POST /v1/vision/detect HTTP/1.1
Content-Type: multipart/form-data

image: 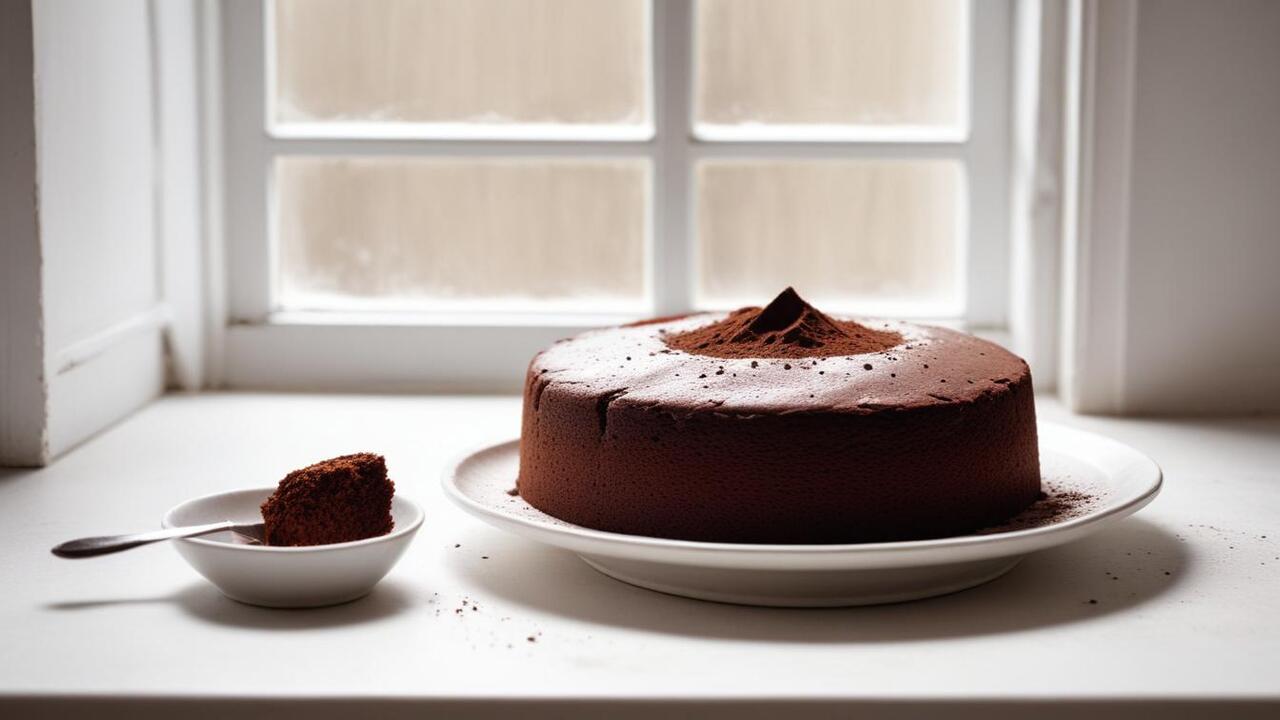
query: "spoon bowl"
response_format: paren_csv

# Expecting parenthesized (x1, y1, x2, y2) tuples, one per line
(163, 487, 423, 608)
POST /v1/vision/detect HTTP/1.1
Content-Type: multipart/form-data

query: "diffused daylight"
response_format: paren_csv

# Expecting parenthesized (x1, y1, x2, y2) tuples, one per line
(2, 1, 1279, 718)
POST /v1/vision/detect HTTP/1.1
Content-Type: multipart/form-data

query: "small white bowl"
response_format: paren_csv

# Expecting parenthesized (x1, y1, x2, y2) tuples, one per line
(162, 487, 423, 608)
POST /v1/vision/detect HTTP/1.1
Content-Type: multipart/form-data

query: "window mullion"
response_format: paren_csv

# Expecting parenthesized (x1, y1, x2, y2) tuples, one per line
(688, 141, 972, 161)
(262, 137, 655, 158)
(653, 0, 694, 316)
(223, 0, 272, 323)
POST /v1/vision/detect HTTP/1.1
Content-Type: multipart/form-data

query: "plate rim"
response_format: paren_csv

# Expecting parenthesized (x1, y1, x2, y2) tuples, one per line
(441, 421, 1162, 560)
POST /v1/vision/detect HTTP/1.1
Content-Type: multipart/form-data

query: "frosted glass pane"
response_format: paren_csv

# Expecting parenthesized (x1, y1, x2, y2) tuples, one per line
(696, 160, 962, 315)
(695, 0, 965, 134)
(276, 158, 648, 311)
(273, 0, 650, 129)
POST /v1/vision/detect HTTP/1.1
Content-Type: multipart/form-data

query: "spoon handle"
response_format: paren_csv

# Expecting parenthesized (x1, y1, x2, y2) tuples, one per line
(51, 521, 238, 558)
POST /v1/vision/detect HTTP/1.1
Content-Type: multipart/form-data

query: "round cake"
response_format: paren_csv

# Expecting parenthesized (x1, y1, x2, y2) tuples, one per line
(517, 288, 1040, 544)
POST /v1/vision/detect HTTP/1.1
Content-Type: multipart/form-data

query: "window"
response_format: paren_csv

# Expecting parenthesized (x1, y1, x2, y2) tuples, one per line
(221, 0, 1010, 389)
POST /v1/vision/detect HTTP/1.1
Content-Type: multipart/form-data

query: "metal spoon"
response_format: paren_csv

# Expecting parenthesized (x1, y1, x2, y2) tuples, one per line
(51, 522, 266, 558)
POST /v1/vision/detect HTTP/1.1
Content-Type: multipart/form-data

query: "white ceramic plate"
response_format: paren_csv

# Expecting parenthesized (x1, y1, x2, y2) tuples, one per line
(442, 422, 1162, 607)
(163, 488, 423, 608)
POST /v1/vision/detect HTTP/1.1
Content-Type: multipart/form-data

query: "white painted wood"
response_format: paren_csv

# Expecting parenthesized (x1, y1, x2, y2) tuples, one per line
(225, 319, 619, 393)
(1009, 0, 1068, 390)
(221, 0, 273, 323)
(198, 0, 228, 388)
(270, 121, 657, 142)
(48, 306, 170, 377)
(1058, 0, 1085, 410)
(0, 393, 1277, 716)
(154, 0, 206, 391)
(6, 0, 172, 462)
(694, 124, 969, 143)
(1060, 0, 1137, 414)
(34, 0, 162, 353)
(221, 311, 1005, 394)
(45, 329, 166, 459)
(0, 1, 47, 467)
(652, 0, 693, 316)
(960, 0, 1013, 328)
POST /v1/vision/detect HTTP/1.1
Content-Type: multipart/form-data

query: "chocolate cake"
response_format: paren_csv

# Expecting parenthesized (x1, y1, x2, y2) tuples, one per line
(260, 453, 395, 546)
(517, 288, 1040, 544)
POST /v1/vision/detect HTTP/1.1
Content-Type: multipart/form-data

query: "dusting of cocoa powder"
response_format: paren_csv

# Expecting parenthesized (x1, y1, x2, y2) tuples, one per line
(664, 287, 902, 359)
(977, 484, 1097, 534)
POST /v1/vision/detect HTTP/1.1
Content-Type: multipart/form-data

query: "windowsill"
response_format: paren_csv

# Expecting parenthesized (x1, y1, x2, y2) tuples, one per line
(220, 315, 1007, 394)
(3, 393, 1277, 717)
(257, 309, 651, 329)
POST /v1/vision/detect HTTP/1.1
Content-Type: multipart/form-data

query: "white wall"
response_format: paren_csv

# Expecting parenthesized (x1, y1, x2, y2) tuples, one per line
(1121, 0, 1280, 414)
(1063, 0, 1280, 415)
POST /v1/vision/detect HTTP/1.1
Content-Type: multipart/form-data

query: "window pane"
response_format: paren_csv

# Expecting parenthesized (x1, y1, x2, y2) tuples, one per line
(276, 158, 649, 311)
(273, 0, 650, 133)
(696, 160, 962, 315)
(695, 0, 966, 138)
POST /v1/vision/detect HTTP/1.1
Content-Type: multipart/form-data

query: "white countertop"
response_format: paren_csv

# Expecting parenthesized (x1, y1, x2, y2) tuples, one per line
(1, 393, 1277, 719)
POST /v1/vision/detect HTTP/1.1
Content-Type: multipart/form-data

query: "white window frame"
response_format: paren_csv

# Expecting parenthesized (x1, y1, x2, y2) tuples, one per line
(217, 0, 1011, 391)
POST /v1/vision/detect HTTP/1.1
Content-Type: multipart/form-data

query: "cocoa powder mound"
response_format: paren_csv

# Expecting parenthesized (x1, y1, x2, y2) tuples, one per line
(664, 287, 902, 359)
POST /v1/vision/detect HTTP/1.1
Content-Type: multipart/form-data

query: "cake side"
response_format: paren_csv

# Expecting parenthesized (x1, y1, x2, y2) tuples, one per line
(261, 453, 395, 546)
(516, 290, 1040, 544)
(520, 369, 1038, 543)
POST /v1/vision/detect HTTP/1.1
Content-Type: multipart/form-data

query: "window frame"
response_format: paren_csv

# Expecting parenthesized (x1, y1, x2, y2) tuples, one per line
(218, 0, 1011, 391)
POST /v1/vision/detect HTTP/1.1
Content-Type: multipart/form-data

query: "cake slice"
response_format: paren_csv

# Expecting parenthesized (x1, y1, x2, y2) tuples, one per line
(260, 453, 395, 546)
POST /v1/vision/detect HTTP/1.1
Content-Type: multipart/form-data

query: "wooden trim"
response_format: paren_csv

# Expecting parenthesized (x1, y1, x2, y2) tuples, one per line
(0, 0, 47, 466)
(1060, 0, 1139, 414)
(1009, 0, 1068, 391)
(49, 306, 171, 377)
(199, 0, 228, 388)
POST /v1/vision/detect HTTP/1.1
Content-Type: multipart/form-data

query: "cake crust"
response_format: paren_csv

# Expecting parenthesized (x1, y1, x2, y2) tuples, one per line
(517, 290, 1040, 544)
